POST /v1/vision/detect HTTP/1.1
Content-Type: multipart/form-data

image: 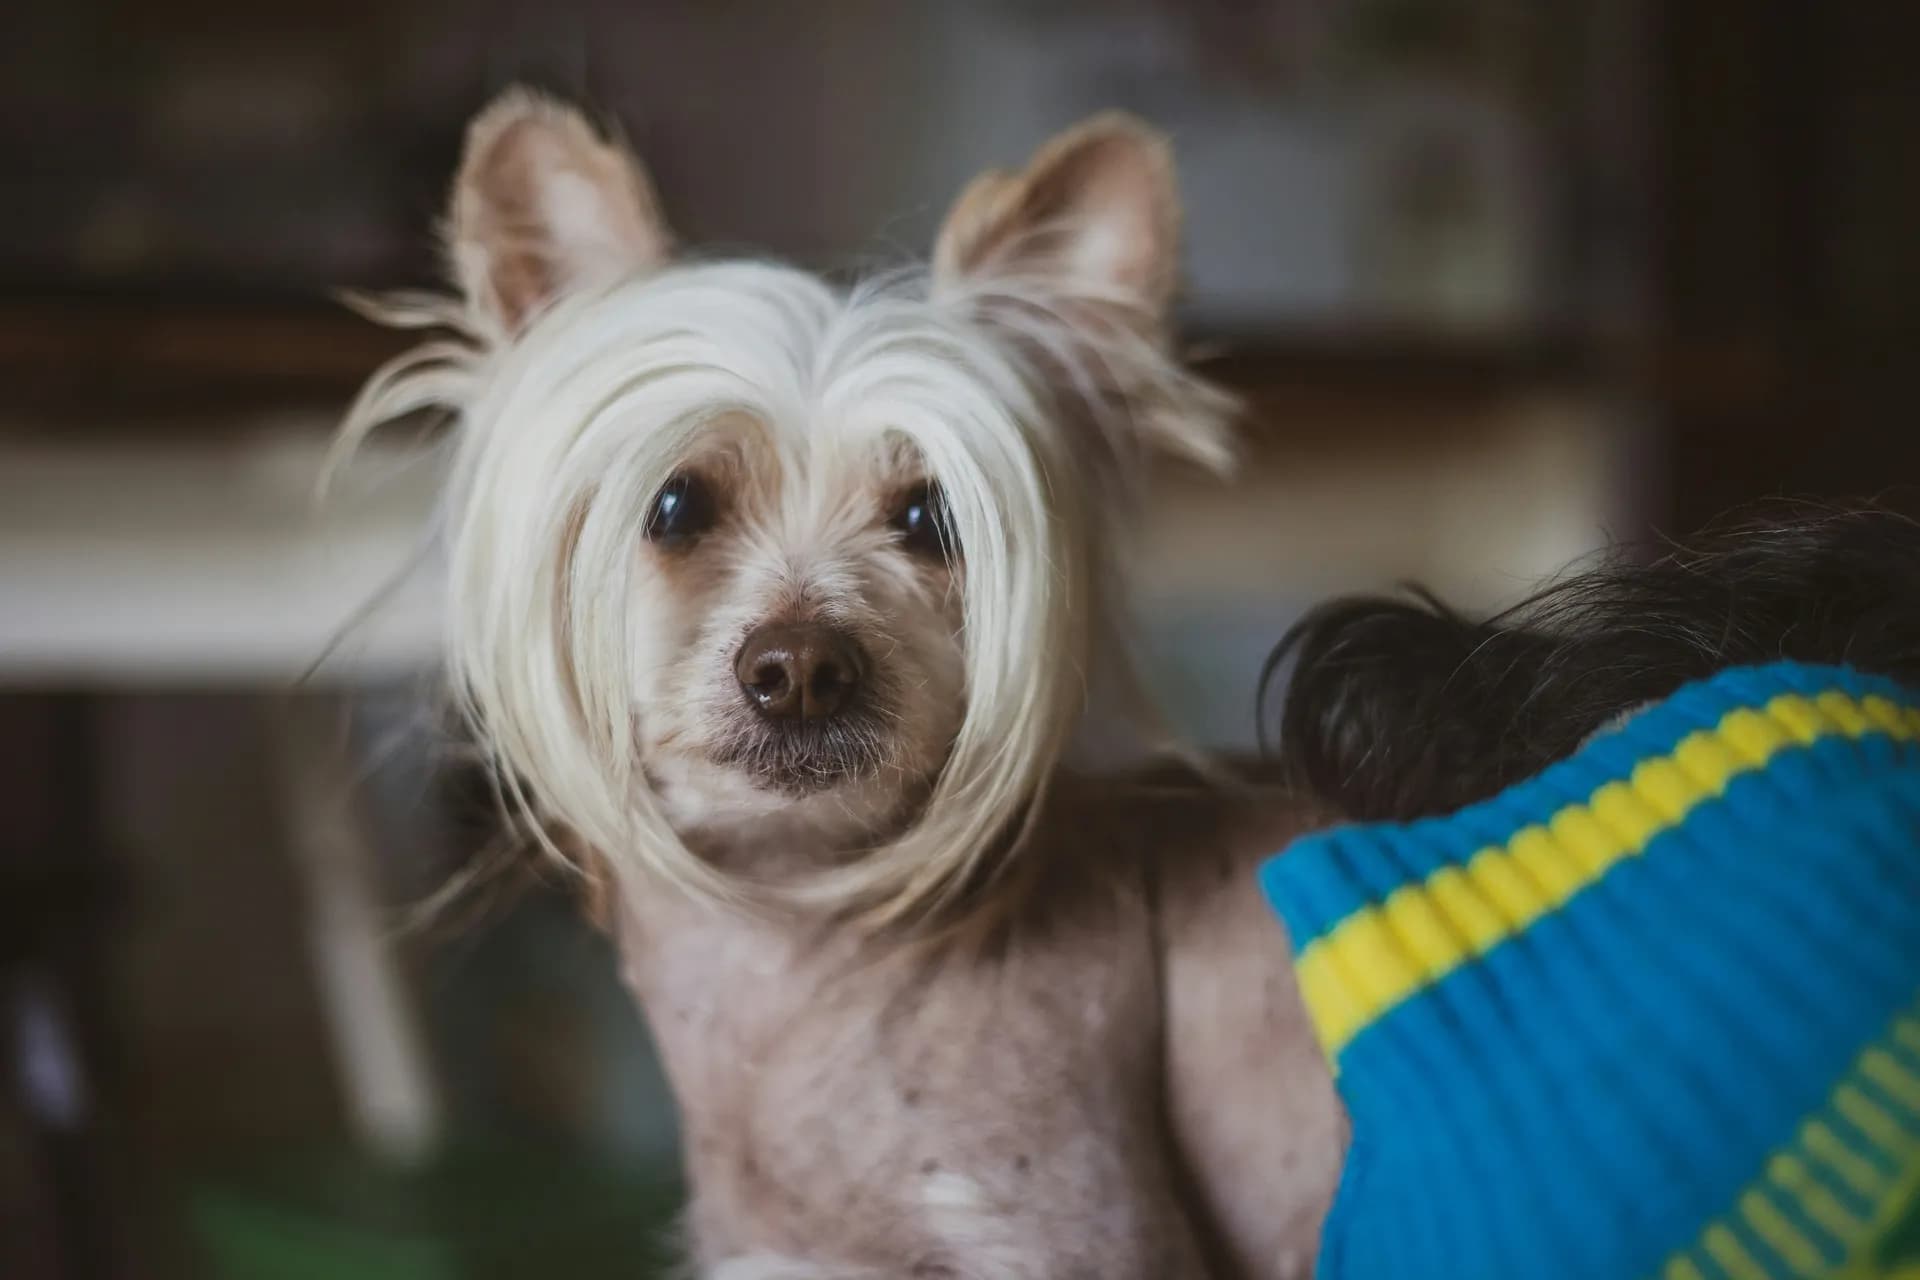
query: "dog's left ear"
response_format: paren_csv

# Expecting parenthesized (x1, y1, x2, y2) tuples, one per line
(447, 89, 673, 335)
(933, 115, 1234, 471)
(933, 112, 1180, 322)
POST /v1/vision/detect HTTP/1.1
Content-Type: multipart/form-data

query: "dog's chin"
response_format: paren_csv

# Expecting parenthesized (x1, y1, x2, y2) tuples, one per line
(708, 714, 890, 799)
(645, 719, 923, 851)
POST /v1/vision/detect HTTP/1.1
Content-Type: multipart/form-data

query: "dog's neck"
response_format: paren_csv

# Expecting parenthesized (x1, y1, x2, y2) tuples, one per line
(669, 795, 936, 887)
(614, 875, 826, 1095)
(613, 765, 1161, 1098)
(612, 800, 927, 1086)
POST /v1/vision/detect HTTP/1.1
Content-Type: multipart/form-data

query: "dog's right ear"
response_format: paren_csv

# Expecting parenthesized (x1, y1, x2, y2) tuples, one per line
(447, 89, 673, 336)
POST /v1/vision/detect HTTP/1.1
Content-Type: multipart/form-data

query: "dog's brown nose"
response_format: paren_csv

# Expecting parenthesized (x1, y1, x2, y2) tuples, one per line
(735, 623, 865, 721)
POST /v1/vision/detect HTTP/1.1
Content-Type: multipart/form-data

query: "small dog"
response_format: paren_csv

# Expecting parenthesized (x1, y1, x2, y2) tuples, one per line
(340, 90, 1345, 1278)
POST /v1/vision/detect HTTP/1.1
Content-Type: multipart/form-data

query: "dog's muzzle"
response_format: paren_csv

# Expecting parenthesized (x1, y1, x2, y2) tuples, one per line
(716, 623, 886, 793)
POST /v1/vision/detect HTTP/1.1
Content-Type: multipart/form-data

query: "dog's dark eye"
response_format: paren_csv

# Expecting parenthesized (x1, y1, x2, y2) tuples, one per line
(890, 482, 956, 559)
(646, 473, 717, 544)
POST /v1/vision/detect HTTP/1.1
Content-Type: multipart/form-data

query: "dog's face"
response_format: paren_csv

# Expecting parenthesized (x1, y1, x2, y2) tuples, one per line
(348, 91, 1233, 920)
(621, 379, 969, 847)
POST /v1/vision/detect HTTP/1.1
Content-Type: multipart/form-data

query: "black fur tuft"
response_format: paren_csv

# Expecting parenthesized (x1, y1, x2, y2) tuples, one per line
(1262, 502, 1920, 822)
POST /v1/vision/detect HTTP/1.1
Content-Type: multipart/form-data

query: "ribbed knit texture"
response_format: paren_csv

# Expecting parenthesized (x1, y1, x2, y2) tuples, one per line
(1262, 663, 1920, 1280)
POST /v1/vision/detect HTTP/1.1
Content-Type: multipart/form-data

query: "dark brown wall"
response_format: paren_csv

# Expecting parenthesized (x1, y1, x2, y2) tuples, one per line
(1656, 2, 1920, 529)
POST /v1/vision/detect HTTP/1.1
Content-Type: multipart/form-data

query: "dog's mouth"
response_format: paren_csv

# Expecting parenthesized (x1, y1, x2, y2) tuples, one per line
(707, 709, 893, 796)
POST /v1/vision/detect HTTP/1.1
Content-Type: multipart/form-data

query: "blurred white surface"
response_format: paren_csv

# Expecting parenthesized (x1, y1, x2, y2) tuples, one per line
(0, 422, 443, 684)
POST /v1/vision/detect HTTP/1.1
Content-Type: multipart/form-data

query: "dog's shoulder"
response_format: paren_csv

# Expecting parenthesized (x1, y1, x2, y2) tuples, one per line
(1047, 755, 1324, 898)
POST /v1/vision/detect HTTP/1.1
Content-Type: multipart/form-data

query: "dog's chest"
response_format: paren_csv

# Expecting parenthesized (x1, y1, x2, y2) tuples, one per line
(618, 886, 1213, 1277)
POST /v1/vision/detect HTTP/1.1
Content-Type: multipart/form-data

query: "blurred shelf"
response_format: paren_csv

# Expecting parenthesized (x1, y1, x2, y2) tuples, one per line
(1191, 328, 1611, 446)
(1193, 328, 1602, 395)
(0, 296, 412, 430)
(0, 296, 1612, 433)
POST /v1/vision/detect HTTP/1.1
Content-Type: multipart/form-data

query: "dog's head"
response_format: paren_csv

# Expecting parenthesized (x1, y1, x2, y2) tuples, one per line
(342, 90, 1235, 924)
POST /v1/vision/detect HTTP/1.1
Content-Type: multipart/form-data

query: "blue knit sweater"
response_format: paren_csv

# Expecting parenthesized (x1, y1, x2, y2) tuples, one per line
(1261, 662, 1920, 1279)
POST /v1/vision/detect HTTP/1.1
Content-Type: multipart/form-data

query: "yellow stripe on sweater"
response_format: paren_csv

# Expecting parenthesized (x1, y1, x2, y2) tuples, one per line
(1294, 690, 1920, 1063)
(1767, 1154, 1864, 1241)
(1665, 994, 1920, 1280)
(1704, 1223, 1771, 1280)
(1739, 1188, 1825, 1276)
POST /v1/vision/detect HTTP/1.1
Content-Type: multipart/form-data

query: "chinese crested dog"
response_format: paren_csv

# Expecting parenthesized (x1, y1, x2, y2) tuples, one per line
(339, 90, 1344, 1280)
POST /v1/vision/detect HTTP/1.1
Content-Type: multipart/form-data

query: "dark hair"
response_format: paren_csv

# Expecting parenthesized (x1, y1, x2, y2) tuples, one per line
(1261, 502, 1920, 823)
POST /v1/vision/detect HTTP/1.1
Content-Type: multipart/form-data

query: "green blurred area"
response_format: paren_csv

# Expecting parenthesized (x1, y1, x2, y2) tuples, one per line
(190, 1145, 683, 1280)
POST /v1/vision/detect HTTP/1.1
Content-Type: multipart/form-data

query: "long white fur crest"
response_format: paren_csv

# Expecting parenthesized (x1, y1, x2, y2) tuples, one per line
(335, 259, 1233, 926)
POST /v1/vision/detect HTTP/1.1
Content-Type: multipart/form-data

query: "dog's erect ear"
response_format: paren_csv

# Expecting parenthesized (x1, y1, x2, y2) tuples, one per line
(931, 114, 1234, 472)
(447, 89, 672, 335)
(933, 113, 1180, 320)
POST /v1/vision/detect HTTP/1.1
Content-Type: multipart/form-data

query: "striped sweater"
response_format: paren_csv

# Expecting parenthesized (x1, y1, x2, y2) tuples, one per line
(1261, 662, 1920, 1280)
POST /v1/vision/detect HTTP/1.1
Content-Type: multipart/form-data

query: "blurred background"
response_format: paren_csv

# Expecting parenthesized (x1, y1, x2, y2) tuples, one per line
(2, 1, 1915, 1276)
